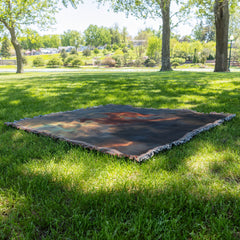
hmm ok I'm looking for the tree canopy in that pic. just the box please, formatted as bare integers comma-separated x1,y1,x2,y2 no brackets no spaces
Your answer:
0,0,82,73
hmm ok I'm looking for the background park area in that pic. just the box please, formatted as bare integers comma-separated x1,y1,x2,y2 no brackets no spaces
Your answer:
0,0,240,239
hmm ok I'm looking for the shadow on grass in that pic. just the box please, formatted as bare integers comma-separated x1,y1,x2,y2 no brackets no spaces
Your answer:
1,139,239,239
0,71,240,239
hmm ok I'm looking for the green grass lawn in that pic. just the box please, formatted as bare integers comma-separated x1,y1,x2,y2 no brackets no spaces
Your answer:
0,71,239,239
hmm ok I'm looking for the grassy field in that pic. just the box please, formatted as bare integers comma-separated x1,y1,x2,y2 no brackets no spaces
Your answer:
0,71,239,239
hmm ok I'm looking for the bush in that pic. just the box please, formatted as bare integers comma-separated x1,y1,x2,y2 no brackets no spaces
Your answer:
106,45,112,51
64,56,75,66
171,62,180,68
170,58,185,65
112,44,119,51
47,57,63,68
144,58,156,67
82,49,91,57
112,55,123,67
70,48,78,55
103,49,108,55
93,48,99,54
94,58,101,66
122,47,128,53
60,49,68,60
33,56,45,67
71,57,83,67
133,58,143,67
102,57,116,67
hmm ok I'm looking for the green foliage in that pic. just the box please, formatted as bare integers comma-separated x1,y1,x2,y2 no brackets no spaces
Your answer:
171,58,186,65
103,49,108,55
122,47,128,53
133,58,144,67
0,0,60,32
64,55,83,67
71,57,83,67
61,30,83,49
112,43,119,51
106,44,112,51
84,25,111,47
193,21,215,42
82,49,91,57
0,37,11,59
33,56,45,67
64,55,76,66
144,58,156,67
171,62,180,68
70,48,78,55
109,24,121,45
47,57,63,68
40,34,61,48
22,56,28,65
114,49,124,55
60,49,68,60
112,55,123,67
19,29,42,51
93,48,100,54
146,36,161,62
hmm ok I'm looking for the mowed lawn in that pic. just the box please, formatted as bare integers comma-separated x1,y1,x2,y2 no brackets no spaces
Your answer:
0,71,239,239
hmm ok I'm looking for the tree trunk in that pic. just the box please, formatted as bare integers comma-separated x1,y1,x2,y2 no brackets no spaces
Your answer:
9,27,24,73
214,0,229,72
160,0,172,71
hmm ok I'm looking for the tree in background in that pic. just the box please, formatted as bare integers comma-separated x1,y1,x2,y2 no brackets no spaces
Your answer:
1,36,11,59
0,0,61,73
109,24,121,46
193,20,215,42
84,25,111,47
134,28,154,44
0,0,83,73
41,34,62,48
188,0,239,72
61,30,83,49
20,29,42,51
146,36,162,63
229,5,240,40
96,0,180,71
121,27,129,45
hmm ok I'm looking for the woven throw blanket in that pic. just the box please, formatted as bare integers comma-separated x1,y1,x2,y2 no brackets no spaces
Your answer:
5,105,235,162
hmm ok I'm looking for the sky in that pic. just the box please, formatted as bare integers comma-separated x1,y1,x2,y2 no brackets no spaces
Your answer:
40,1,195,37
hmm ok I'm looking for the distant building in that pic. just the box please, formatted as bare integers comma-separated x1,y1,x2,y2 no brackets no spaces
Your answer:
39,48,58,54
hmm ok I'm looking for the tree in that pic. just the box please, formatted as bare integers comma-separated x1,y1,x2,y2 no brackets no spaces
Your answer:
146,36,162,63
84,25,111,47
1,36,11,59
0,0,82,73
188,0,239,72
20,29,42,51
193,21,215,42
40,34,61,48
109,24,121,45
134,28,154,45
96,0,177,71
214,0,229,71
229,5,240,40
121,27,129,44
61,30,83,49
